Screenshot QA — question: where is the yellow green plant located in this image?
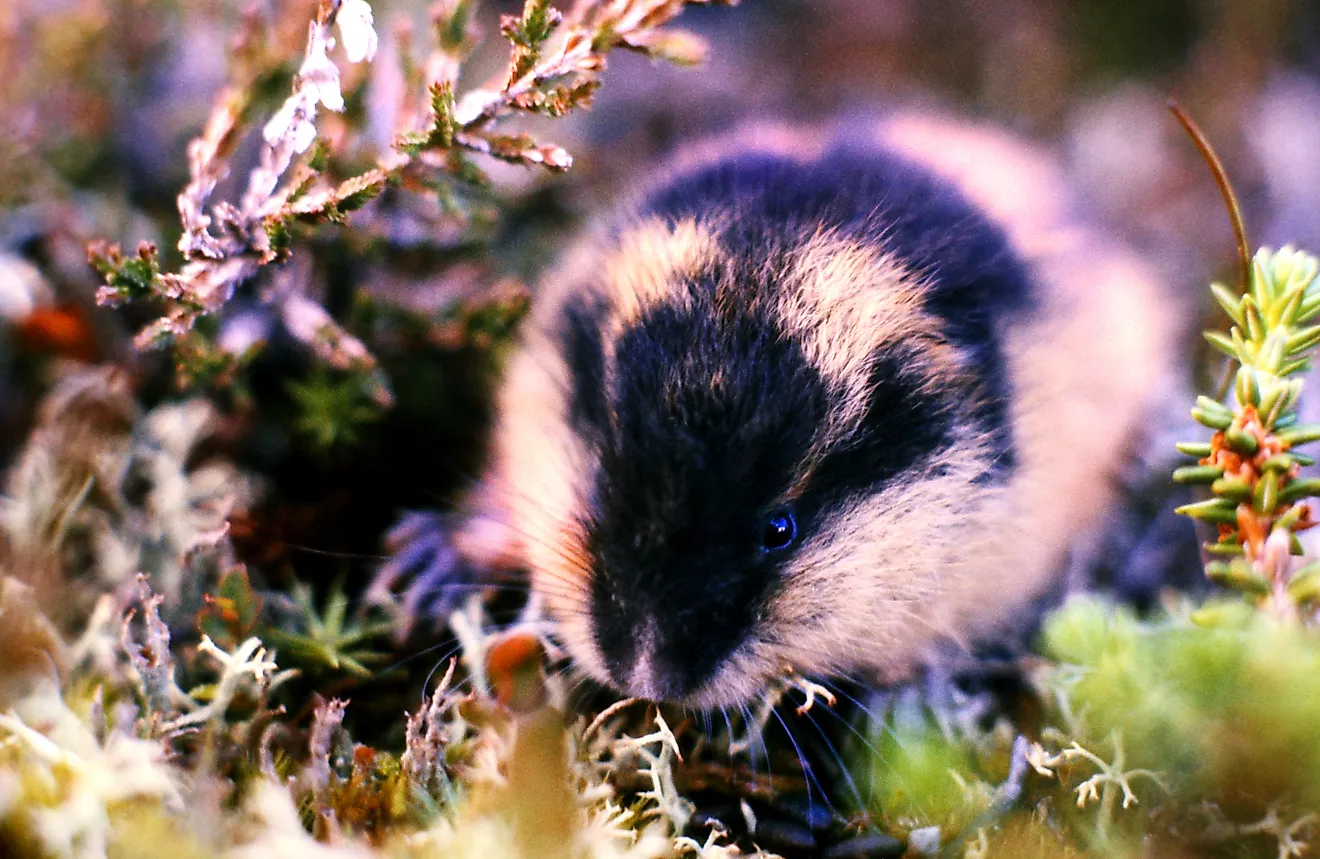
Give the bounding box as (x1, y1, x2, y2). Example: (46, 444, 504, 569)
(1170, 105, 1320, 622)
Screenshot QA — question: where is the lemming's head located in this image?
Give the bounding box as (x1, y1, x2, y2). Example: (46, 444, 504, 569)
(498, 143, 1031, 707)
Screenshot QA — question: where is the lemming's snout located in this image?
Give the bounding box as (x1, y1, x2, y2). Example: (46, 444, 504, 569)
(589, 579, 752, 703)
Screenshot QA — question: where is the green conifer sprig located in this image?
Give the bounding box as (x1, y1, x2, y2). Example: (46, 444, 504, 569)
(1175, 246, 1320, 620)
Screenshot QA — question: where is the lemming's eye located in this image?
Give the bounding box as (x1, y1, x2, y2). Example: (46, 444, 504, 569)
(761, 508, 798, 551)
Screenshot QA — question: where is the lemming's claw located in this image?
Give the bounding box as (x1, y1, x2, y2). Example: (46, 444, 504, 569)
(370, 510, 483, 639)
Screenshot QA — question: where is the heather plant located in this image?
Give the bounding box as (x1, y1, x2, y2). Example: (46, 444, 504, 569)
(87, 0, 732, 404)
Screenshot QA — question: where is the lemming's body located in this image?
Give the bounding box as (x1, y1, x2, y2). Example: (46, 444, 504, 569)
(399, 114, 1174, 708)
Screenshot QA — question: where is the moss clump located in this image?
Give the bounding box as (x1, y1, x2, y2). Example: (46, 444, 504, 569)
(854, 597, 1320, 857)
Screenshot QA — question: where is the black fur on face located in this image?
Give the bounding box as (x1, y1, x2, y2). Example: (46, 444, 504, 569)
(576, 281, 830, 699)
(564, 274, 965, 700)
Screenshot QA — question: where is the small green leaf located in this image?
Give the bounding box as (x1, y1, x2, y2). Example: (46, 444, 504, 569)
(197, 566, 264, 650)
(1209, 281, 1245, 327)
(394, 130, 432, 154)
(1280, 356, 1312, 377)
(1252, 254, 1273, 306)
(1298, 293, 1320, 322)
(1206, 560, 1270, 594)
(1258, 384, 1287, 423)
(1261, 331, 1288, 373)
(264, 216, 292, 257)
(287, 367, 385, 452)
(1267, 246, 1296, 289)
(1211, 476, 1251, 501)
(430, 82, 457, 146)
(88, 240, 164, 302)
(1193, 408, 1233, 430)
(307, 137, 332, 172)
(1234, 366, 1260, 407)
(1196, 394, 1232, 416)
(1253, 469, 1279, 513)
(1224, 428, 1259, 456)
(1173, 465, 1225, 484)
(1277, 423, 1320, 447)
(503, 0, 562, 82)
(436, 0, 475, 52)
(335, 169, 388, 212)
(1205, 329, 1238, 360)
(1280, 477, 1320, 503)
(1245, 301, 1265, 341)
(1277, 281, 1308, 327)
(1287, 563, 1320, 603)
(1193, 395, 1233, 430)
(1275, 502, 1310, 531)
(1260, 453, 1295, 473)
(1190, 601, 1256, 629)
(1176, 497, 1240, 525)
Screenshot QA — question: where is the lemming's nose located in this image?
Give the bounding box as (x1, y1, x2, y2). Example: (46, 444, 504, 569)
(607, 622, 706, 702)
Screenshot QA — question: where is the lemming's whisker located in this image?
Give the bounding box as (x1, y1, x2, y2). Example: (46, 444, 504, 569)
(482, 522, 595, 600)
(551, 661, 598, 703)
(522, 576, 590, 604)
(738, 701, 768, 784)
(520, 600, 593, 624)
(426, 582, 537, 595)
(801, 707, 869, 816)
(378, 470, 623, 638)
(811, 686, 890, 772)
(545, 659, 578, 685)
(512, 580, 580, 606)
(281, 541, 393, 562)
(381, 515, 592, 614)
(381, 638, 465, 678)
(565, 675, 596, 703)
(815, 677, 878, 718)
(528, 570, 593, 603)
(818, 677, 899, 743)
(539, 663, 575, 701)
(719, 706, 734, 769)
(877, 595, 950, 642)
(771, 705, 839, 822)
(420, 655, 468, 701)
(544, 656, 584, 687)
(421, 647, 468, 697)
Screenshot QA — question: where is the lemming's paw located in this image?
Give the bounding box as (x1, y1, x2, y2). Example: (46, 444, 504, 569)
(370, 510, 484, 638)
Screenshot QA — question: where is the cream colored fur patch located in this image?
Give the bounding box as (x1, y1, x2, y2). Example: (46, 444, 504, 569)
(603, 217, 720, 328)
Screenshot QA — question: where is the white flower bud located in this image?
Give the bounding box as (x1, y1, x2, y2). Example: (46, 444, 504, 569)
(262, 94, 318, 153)
(338, 0, 379, 64)
(541, 145, 573, 170)
(454, 90, 504, 126)
(289, 111, 318, 153)
(299, 34, 345, 113)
